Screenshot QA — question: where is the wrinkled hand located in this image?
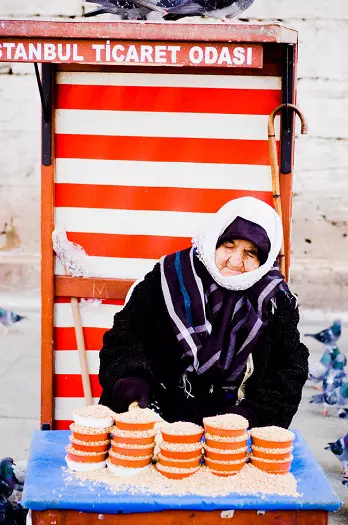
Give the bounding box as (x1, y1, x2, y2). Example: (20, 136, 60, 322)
(111, 377, 150, 413)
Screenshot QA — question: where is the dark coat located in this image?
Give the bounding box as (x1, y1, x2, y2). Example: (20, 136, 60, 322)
(99, 263, 309, 428)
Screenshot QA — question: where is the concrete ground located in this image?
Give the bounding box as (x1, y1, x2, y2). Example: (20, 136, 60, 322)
(0, 292, 347, 523)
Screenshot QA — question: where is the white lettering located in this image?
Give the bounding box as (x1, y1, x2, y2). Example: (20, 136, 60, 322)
(205, 47, 218, 65)
(246, 47, 253, 65)
(92, 44, 104, 62)
(14, 43, 28, 61)
(155, 45, 167, 63)
(111, 44, 125, 62)
(233, 46, 245, 66)
(0, 44, 2, 59)
(126, 45, 139, 63)
(218, 47, 232, 65)
(168, 45, 180, 64)
(189, 46, 203, 65)
(105, 40, 111, 62)
(57, 43, 71, 61)
(3, 43, 16, 60)
(72, 44, 84, 61)
(44, 43, 56, 61)
(140, 45, 153, 63)
(28, 43, 42, 61)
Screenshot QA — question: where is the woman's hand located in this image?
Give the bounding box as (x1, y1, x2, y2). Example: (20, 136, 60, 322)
(111, 376, 150, 413)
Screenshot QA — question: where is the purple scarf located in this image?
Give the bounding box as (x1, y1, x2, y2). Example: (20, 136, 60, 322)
(160, 247, 288, 392)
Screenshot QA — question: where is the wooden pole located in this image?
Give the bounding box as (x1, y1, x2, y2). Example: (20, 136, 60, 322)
(268, 103, 308, 277)
(70, 296, 93, 406)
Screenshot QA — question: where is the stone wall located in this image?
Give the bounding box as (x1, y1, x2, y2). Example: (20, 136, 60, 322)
(0, 1, 347, 308)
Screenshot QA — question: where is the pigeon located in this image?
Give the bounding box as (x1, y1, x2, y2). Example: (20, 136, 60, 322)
(0, 310, 26, 334)
(0, 460, 27, 525)
(338, 408, 348, 419)
(85, 0, 256, 21)
(308, 345, 341, 385)
(309, 368, 347, 416)
(305, 320, 341, 346)
(0, 460, 23, 497)
(325, 434, 348, 478)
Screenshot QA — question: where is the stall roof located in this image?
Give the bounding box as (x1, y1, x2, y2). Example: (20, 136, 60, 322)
(0, 20, 297, 44)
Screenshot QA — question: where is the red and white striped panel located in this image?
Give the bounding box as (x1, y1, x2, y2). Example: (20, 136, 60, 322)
(53, 70, 281, 428)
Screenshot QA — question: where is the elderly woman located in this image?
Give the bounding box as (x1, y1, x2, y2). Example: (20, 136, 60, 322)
(99, 197, 309, 428)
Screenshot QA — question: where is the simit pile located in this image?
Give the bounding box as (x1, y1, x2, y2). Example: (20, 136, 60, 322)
(108, 408, 158, 475)
(203, 414, 249, 476)
(66, 405, 114, 471)
(157, 422, 204, 479)
(250, 426, 294, 474)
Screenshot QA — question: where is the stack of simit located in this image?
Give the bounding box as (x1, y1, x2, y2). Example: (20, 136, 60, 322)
(108, 408, 158, 474)
(66, 405, 114, 471)
(203, 414, 249, 477)
(156, 422, 204, 479)
(250, 426, 294, 474)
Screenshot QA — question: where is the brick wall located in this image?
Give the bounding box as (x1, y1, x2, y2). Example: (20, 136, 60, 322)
(0, 1, 347, 307)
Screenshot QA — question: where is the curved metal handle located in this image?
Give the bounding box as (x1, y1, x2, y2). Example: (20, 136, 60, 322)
(268, 103, 308, 138)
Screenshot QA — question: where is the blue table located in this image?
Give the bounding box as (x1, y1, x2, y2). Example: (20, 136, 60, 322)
(23, 431, 341, 525)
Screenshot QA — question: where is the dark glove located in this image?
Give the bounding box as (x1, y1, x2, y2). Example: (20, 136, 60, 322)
(111, 376, 150, 413)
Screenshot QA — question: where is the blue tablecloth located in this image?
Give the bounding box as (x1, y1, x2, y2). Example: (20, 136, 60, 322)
(22, 430, 341, 514)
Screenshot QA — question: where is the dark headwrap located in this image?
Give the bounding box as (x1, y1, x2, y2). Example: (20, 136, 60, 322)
(160, 218, 289, 395)
(217, 216, 271, 265)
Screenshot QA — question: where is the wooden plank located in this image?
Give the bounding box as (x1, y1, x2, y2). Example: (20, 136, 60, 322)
(55, 276, 134, 300)
(40, 64, 55, 430)
(31, 509, 329, 525)
(55, 43, 283, 76)
(0, 20, 297, 44)
(0, 39, 263, 68)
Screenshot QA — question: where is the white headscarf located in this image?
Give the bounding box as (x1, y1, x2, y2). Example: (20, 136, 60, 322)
(193, 197, 283, 291)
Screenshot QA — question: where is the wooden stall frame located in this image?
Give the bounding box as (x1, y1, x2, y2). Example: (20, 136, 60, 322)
(40, 63, 55, 431)
(0, 19, 298, 428)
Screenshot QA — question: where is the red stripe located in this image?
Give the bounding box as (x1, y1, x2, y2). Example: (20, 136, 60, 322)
(55, 374, 102, 397)
(55, 327, 106, 350)
(55, 297, 71, 304)
(65, 232, 191, 259)
(55, 297, 124, 305)
(55, 184, 272, 212)
(54, 420, 72, 430)
(56, 85, 281, 115)
(56, 135, 272, 165)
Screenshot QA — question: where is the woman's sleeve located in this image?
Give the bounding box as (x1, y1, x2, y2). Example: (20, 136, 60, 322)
(232, 292, 309, 429)
(98, 264, 161, 395)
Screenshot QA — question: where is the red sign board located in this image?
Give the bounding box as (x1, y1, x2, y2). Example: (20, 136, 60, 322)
(0, 39, 263, 68)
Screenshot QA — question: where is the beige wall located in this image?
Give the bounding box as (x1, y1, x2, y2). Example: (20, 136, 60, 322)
(0, 1, 347, 307)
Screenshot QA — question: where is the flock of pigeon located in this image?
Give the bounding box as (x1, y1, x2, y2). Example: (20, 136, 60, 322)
(84, 0, 256, 21)
(305, 320, 348, 485)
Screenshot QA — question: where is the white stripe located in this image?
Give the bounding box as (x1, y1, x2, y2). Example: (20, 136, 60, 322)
(55, 397, 100, 420)
(57, 71, 281, 90)
(55, 208, 212, 237)
(55, 159, 272, 191)
(54, 302, 120, 328)
(55, 350, 99, 374)
(55, 256, 157, 280)
(56, 110, 280, 141)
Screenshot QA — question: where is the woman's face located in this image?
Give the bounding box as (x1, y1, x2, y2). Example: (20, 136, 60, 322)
(215, 239, 261, 276)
